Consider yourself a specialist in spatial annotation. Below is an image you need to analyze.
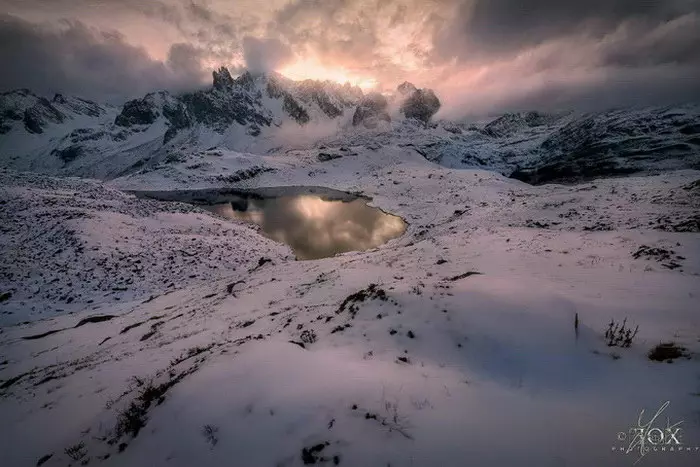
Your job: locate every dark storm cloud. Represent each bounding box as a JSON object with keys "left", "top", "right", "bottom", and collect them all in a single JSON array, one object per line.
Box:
[
  {"left": 432, "top": 0, "right": 700, "bottom": 116},
  {"left": 0, "top": 14, "right": 207, "bottom": 101},
  {"left": 0, "top": 0, "right": 699, "bottom": 113},
  {"left": 599, "top": 13, "right": 700, "bottom": 68},
  {"left": 0, "top": 0, "right": 243, "bottom": 47},
  {"left": 434, "top": 0, "right": 698, "bottom": 61}
]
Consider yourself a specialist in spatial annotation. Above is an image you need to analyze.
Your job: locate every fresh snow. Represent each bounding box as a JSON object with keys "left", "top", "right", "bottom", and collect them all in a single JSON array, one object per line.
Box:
[
  {"left": 1, "top": 137, "right": 699, "bottom": 466},
  {"left": 0, "top": 81, "right": 699, "bottom": 466}
]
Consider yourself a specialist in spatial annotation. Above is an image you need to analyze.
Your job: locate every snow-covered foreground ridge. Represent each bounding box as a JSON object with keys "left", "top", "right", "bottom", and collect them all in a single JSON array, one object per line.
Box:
[{"left": 1, "top": 130, "right": 699, "bottom": 466}]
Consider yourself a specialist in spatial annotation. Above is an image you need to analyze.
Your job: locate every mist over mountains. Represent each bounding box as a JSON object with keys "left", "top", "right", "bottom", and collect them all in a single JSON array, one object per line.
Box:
[{"left": 0, "top": 66, "right": 699, "bottom": 185}]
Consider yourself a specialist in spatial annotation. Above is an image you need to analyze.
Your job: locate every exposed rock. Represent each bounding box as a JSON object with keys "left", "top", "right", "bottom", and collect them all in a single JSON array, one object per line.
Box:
[
  {"left": 283, "top": 94, "right": 310, "bottom": 125},
  {"left": 508, "top": 108, "right": 700, "bottom": 184},
  {"left": 180, "top": 87, "right": 272, "bottom": 132},
  {"left": 352, "top": 93, "right": 390, "bottom": 128},
  {"left": 162, "top": 102, "right": 193, "bottom": 143},
  {"left": 297, "top": 80, "right": 344, "bottom": 118},
  {"left": 483, "top": 111, "right": 555, "bottom": 137},
  {"left": 317, "top": 152, "right": 343, "bottom": 162},
  {"left": 51, "top": 145, "right": 84, "bottom": 163},
  {"left": 399, "top": 87, "right": 440, "bottom": 124},
  {"left": 234, "top": 71, "right": 256, "bottom": 92},
  {"left": 115, "top": 96, "right": 159, "bottom": 127},
  {"left": 212, "top": 66, "right": 235, "bottom": 90},
  {"left": 23, "top": 108, "right": 45, "bottom": 134},
  {"left": 247, "top": 124, "right": 261, "bottom": 137},
  {"left": 22, "top": 98, "right": 66, "bottom": 134}
]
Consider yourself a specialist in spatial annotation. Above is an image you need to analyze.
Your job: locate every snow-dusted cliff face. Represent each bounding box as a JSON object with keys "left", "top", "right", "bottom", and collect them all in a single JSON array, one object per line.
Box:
[
  {"left": 0, "top": 69, "right": 369, "bottom": 178},
  {"left": 323, "top": 106, "right": 700, "bottom": 185}
]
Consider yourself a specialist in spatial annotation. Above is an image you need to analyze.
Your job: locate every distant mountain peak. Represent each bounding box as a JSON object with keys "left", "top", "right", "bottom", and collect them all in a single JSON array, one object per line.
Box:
[
  {"left": 396, "top": 83, "right": 441, "bottom": 124},
  {"left": 212, "top": 66, "right": 235, "bottom": 90}
]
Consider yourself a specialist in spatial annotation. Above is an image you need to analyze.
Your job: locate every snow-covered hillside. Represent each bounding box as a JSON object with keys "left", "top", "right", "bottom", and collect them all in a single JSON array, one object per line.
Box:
[{"left": 2, "top": 140, "right": 700, "bottom": 466}]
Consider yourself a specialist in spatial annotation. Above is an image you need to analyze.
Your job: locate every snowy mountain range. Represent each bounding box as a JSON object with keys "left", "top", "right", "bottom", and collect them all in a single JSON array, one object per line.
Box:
[
  {"left": 2, "top": 67, "right": 698, "bottom": 183},
  {"left": 0, "top": 68, "right": 441, "bottom": 179}
]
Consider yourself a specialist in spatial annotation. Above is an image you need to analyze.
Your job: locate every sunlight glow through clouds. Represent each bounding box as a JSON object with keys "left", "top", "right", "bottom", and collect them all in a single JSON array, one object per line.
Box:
[{"left": 280, "top": 58, "right": 378, "bottom": 90}]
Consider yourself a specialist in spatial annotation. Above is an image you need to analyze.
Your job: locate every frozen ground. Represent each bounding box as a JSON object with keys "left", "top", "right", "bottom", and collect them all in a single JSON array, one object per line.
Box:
[{"left": 1, "top": 142, "right": 699, "bottom": 466}]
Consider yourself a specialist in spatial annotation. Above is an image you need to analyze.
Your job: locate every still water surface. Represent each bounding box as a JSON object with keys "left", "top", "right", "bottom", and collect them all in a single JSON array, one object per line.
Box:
[
  {"left": 131, "top": 187, "right": 406, "bottom": 260},
  {"left": 205, "top": 194, "right": 406, "bottom": 260}
]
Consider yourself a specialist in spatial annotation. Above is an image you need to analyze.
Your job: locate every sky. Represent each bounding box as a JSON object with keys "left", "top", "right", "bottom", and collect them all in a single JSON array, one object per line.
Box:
[{"left": 1, "top": 0, "right": 699, "bottom": 116}]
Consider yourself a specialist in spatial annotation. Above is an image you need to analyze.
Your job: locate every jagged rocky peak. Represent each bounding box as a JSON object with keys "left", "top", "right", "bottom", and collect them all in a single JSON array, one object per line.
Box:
[
  {"left": 212, "top": 66, "right": 235, "bottom": 90},
  {"left": 266, "top": 74, "right": 288, "bottom": 99},
  {"left": 352, "top": 92, "right": 391, "bottom": 128},
  {"left": 1, "top": 89, "right": 109, "bottom": 135},
  {"left": 234, "top": 70, "right": 256, "bottom": 91},
  {"left": 23, "top": 99, "right": 65, "bottom": 134},
  {"left": 397, "top": 82, "right": 441, "bottom": 124},
  {"left": 114, "top": 92, "right": 170, "bottom": 127},
  {"left": 0, "top": 89, "right": 67, "bottom": 134}
]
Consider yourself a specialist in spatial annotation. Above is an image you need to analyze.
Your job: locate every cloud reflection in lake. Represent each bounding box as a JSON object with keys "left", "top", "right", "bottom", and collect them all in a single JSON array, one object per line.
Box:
[{"left": 205, "top": 195, "right": 406, "bottom": 260}]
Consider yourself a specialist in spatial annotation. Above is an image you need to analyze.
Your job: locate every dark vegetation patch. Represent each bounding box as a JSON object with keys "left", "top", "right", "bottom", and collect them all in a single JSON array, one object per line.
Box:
[
  {"left": 22, "top": 328, "right": 66, "bottom": 340},
  {"left": 120, "top": 315, "right": 166, "bottom": 335},
  {"left": 139, "top": 321, "right": 164, "bottom": 341},
  {"left": 36, "top": 453, "right": 53, "bottom": 466},
  {"left": 337, "top": 284, "right": 388, "bottom": 318},
  {"left": 300, "top": 329, "right": 317, "bottom": 344},
  {"left": 169, "top": 344, "right": 216, "bottom": 367},
  {"left": 648, "top": 343, "right": 689, "bottom": 362},
  {"left": 318, "top": 152, "right": 343, "bottom": 162},
  {"left": 632, "top": 245, "right": 685, "bottom": 269},
  {"left": 525, "top": 219, "right": 551, "bottom": 229},
  {"left": 114, "top": 374, "right": 187, "bottom": 439},
  {"left": 0, "top": 371, "right": 30, "bottom": 390},
  {"left": 583, "top": 221, "right": 613, "bottom": 231},
  {"left": 74, "top": 314, "right": 116, "bottom": 328},
  {"left": 352, "top": 401, "right": 413, "bottom": 439},
  {"left": 330, "top": 324, "right": 352, "bottom": 334},
  {"left": 216, "top": 166, "right": 275, "bottom": 184},
  {"left": 301, "top": 442, "right": 331, "bottom": 464},
  {"left": 226, "top": 280, "right": 245, "bottom": 295},
  {"left": 604, "top": 319, "right": 638, "bottom": 348},
  {"left": 201, "top": 424, "right": 219, "bottom": 448},
  {"left": 289, "top": 340, "right": 306, "bottom": 349},
  {"left": 667, "top": 216, "right": 700, "bottom": 233},
  {"left": 445, "top": 271, "right": 482, "bottom": 282},
  {"left": 64, "top": 442, "right": 86, "bottom": 461}
]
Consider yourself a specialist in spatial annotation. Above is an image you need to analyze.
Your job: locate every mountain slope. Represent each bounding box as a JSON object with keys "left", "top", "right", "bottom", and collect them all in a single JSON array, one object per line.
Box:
[
  {"left": 321, "top": 105, "right": 700, "bottom": 184},
  {"left": 0, "top": 69, "right": 366, "bottom": 179}
]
